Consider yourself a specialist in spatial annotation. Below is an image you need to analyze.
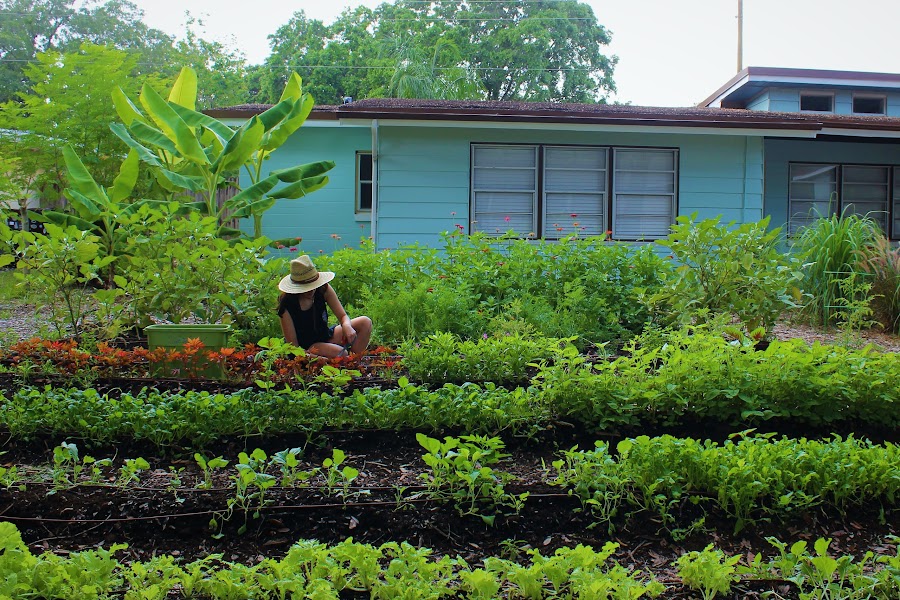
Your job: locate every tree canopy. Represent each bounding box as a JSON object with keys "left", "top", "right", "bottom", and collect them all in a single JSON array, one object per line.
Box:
[{"left": 259, "top": 0, "right": 617, "bottom": 104}]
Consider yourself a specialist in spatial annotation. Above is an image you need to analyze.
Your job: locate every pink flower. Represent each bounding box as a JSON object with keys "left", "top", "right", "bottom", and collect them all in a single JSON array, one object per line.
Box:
[
  {"left": 456, "top": 224, "right": 464, "bottom": 230},
  {"left": 275, "top": 243, "right": 284, "bottom": 249},
  {"left": 294, "top": 237, "right": 301, "bottom": 241},
  {"left": 289, "top": 246, "right": 297, "bottom": 252},
  {"left": 504, "top": 216, "right": 510, "bottom": 223},
  {"left": 482, "top": 333, "right": 488, "bottom": 340},
  {"left": 570, "top": 213, "right": 578, "bottom": 218},
  {"left": 450, "top": 211, "right": 456, "bottom": 216}
]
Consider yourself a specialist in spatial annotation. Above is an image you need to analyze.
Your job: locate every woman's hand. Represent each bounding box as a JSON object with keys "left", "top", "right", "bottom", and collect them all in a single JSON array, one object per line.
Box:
[{"left": 343, "top": 323, "right": 358, "bottom": 347}]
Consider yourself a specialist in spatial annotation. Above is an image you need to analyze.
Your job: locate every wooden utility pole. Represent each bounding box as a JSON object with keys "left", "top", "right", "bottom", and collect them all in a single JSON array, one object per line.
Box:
[{"left": 737, "top": 0, "right": 744, "bottom": 72}]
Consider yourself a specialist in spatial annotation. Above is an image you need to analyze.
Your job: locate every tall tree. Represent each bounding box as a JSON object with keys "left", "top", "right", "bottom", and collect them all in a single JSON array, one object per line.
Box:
[
  {"left": 0, "top": 0, "right": 172, "bottom": 102},
  {"left": 0, "top": 43, "right": 153, "bottom": 203},
  {"left": 261, "top": 0, "right": 616, "bottom": 103}
]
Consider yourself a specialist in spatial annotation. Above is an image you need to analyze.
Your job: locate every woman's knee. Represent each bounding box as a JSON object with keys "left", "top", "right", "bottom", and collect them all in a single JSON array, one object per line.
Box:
[{"left": 353, "top": 316, "right": 372, "bottom": 332}]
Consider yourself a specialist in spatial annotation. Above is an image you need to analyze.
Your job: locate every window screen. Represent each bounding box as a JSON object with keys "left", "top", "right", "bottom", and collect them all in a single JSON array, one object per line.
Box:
[
  {"left": 612, "top": 148, "right": 677, "bottom": 239},
  {"left": 543, "top": 146, "right": 607, "bottom": 239},
  {"left": 472, "top": 145, "right": 537, "bottom": 235}
]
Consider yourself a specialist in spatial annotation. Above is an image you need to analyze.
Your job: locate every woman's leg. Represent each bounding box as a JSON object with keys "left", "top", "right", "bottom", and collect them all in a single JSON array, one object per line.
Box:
[
  {"left": 330, "top": 316, "right": 372, "bottom": 355},
  {"left": 306, "top": 341, "right": 348, "bottom": 358}
]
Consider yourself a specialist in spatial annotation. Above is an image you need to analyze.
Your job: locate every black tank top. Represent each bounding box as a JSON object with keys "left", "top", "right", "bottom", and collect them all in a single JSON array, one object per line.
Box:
[{"left": 279, "top": 288, "right": 330, "bottom": 349}]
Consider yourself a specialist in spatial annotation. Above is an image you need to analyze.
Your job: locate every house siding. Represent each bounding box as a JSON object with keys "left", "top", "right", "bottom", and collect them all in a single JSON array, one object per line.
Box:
[
  {"left": 239, "top": 125, "right": 373, "bottom": 256},
  {"left": 374, "top": 125, "right": 764, "bottom": 249}
]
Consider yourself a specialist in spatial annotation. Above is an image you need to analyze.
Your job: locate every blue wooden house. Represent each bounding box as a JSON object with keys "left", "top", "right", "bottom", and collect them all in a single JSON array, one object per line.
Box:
[{"left": 209, "top": 67, "right": 900, "bottom": 254}]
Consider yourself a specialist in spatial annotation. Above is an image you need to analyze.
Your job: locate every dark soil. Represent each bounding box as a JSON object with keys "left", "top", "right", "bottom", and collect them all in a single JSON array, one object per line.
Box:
[{"left": 2, "top": 422, "right": 898, "bottom": 599}]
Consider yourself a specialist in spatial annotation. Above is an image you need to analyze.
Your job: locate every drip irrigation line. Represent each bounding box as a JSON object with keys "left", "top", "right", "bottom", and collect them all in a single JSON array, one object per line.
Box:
[{"left": 0, "top": 492, "right": 571, "bottom": 525}]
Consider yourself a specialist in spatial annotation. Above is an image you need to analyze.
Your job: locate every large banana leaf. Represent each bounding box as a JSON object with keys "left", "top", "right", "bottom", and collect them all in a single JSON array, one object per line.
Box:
[
  {"left": 271, "top": 161, "right": 335, "bottom": 183},
  {"left": 256, "top": 99, "right": 293, "bottom": 132},
  {"left": 111, "top": 87, "right": 145, "bottom": 127},
  {"left": 261, "top": 94, "right": 314, "bottom": 152},
  {"left": 223, "top": 175, "right": 280, "bottom": 210},
  {"left": 172, "top": 104, "right": 235, "bottom": 142},
  {"left": 280, "top": 72, "right": 303, "bottom": 101},
  {"left": 129, "top": 121, "right": 179, "bottom": 156},
  {"left": 229, "top": 197, "right": 276, "bottom": 220},
  {"left": 62, "top": 146, "right": 107, "bottom": 210},
  {"left": 106, "top": 150, "right": 139, "bottom": 204},
  {"left": 267, "top": 175, "right": 329, "bottom": 200},
  {"left": 157, "top": 169, "right": 205, "bottom": 192},
  {"left": 139, "top": 84, "right": 209, "bottom": 165},
  {"left": 63, "top": 189, "right": 105, "bottom": 221},
  {"left": 215, "top": 117, "right": 264, "bottom": 173},
  {"left": 35, "top": 210, "right": 96, "bottom": 233},
  {"left": 109, "top": 123, "right": 163, "bottom": 167},
  {"left": 167, "top": 67, "right": 197, "bottom": 111}
]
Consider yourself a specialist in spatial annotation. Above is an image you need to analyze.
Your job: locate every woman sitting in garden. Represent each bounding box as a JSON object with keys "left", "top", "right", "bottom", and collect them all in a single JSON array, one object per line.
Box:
[{"left": 278, "top": 255, "right": 372, "bottom": 358}]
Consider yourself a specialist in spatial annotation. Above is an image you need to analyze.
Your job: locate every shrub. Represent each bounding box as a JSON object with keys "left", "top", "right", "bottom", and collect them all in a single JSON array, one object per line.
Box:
[{"left": 653, "top": 215, "right": 803, "bottom": 335}]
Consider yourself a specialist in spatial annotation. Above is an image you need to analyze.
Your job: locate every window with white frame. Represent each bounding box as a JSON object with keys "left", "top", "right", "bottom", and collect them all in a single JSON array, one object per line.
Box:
[
  {"left": 356, "top": 152, "right": 373, "bottom": 212},
  {"left": 471, "top": 144, "right": 677, "bottom": 240},
  {"left": 789, "top": 163, "right": 896, "bottom": 238}
]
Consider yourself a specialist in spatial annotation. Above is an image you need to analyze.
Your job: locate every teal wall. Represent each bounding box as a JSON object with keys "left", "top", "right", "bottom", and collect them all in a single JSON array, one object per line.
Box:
[
  {"left": 239, "top": 124, "right": 373, "bottom": 257},
  {"left": 763, "top": 138, "right": 900, "bottom": 229},
  {"left": 374, "top": 124, "right": 765, "bottom": 249}
]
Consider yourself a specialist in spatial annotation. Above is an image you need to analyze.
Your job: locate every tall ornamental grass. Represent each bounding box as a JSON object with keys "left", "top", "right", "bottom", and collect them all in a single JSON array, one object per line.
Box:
[
  {"left": 791, "top": 213, "right": 880, "bottom": 326},
  {"left": 857, "top": 235, "right": 900, "bottom": 333}
]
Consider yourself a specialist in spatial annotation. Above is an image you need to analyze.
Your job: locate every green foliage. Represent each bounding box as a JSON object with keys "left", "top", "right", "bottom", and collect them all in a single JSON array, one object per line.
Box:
[
  {"left": 114, "top": 211, "right": 275, "bottom": 336},
  {"left": 676, "top": 545, "right": 741, "bottom": 600},
  {"left": 416, "top": 433, "right": 527, "bottom": 524},
  {"left": 791, "top": 213, "right": 881, "bottom": 326},
  {"left": 261, "top": 1, "right": 616, "bottom": 103},
  {"left": 111, "top": 66, "right": 334, "bottom": 237},
  {"left": 400, "top": 331, "right": 565, "bottom": 385},
  {"left": 857, "top": 234, "right": 900, "bottom": 333},
  {"left": 321, "top": 232, "right": 666, "bottom": 347},
  {"left": 0, "top": 43, "right": 155, "bottom": 203},
  {"left": 653, "top": 215, "right": 803, "bottom": 334},
  {"left": 12, "top": 223, "right": 113, "bottom": 338}
]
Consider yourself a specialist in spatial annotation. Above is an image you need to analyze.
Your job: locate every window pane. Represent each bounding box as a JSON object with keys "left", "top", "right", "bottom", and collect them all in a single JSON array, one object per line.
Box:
[
  {"left": 474, "top": 167, "right": 537, "bottom": 190},
  {"left": 789, "top": 164, "right": 837, "bottom": 234},
  {"left": 545, "top": 147, "right": 607, "bottom": 170},
  {"left": 853, "top": 96, "right": 885, "bottom": 114},
  {"left": 545, "top": 168, "right": 606, "bottom": 192},
  {"left": 894, "top": 167, "right": 900, "bottom": 239},
  {"left": 843, "top": 166, "right": 888, "bottom": 231},
  {"left": 473, "top": 191, "right": 535, "bottom": 235},
  {"left": 613, "top": 149, "right": 676, "bottom": 239},
  {"left": 358, "top": 153, "right": 372, "bottom": 181},
  {"left": 544, "top": 146, "right": 607, "bottom": 238},
  {"left": 800, "top": 94, "right": 832, "bottom": 112},
  {"left": 359, "top": 183, "right": 372, "bottom": 210},
  {"left": 474, "top": 145, "right": 536, "bottom": 168}
]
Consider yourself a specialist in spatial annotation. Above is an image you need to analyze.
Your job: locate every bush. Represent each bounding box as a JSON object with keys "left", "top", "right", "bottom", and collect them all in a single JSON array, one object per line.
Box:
[{"left": 653, "top": 215, "right": 803, "bottom": 335}]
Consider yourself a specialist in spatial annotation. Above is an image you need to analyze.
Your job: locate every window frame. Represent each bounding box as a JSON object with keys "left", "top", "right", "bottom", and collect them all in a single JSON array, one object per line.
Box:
[
  {"left": 356, "top": 151, "right": 373, "bottom": 213},
  {"left": 788, "top": 161, "right": 898, "bottom": 239},
  {"left": 799, "top": 92, "right": 834, "bottom": 113},
  {"left": 470, "top": 142, "right": 678, "bottom": 241}
]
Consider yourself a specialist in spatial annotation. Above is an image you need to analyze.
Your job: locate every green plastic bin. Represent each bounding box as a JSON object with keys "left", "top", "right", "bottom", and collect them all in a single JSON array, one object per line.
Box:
[{"left": 144, "top": 324, "right": 231, "bottom": 379}]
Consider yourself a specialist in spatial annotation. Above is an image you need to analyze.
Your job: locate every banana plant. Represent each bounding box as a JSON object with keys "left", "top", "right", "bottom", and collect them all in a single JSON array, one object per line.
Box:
[
  {"left": 32, "top": 146, "right": 146, "bottom": 287},
  {"left": 110, "top": 67, "right": 334, "bottom": 238}
]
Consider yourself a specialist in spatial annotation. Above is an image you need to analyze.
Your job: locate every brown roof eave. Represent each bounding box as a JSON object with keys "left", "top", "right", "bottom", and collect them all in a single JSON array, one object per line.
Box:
[
  {"left": 203, "top": 107, "right": 338, "bottom": 120},
  {"left": 336, "top": 108, "right": 822, "bottom": 131}
]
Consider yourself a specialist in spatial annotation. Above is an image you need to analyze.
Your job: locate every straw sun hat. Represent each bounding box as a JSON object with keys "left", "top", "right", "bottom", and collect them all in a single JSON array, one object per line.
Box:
[{"left": 278, "top": 255, "right": 335, "bottom": 294}]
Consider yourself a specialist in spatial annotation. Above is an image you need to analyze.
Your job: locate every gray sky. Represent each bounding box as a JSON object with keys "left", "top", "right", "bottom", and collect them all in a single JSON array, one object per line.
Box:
[{"left": 128, "top": 0, "right": 900, "bottom": 107}]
